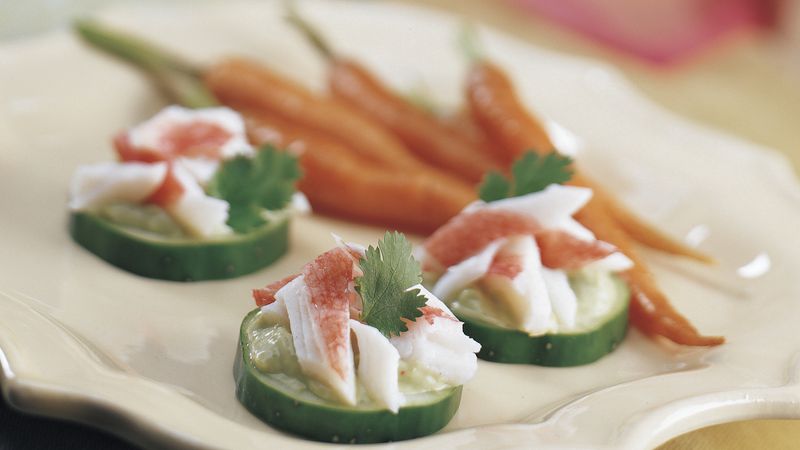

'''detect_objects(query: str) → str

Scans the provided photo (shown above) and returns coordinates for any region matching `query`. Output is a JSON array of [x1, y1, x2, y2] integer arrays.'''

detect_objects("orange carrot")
[[572, 173, 715, 264], [466, 61, 553, 163], [466, 60, 722, 346], [285, 6, 500, 182], [204, 57, 426, 171], [75, 20, 475, 232], [241, 109, 476, 234], [467, 61, 711, 263], [439, 109, 502, 165], [574, 200, 724, 346], [328, 58, 500, 183]]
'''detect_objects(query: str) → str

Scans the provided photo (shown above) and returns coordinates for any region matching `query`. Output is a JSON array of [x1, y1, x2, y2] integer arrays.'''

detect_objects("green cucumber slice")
[[449, 273, 630, 366], [69, 212, 289, 281], [234, 309, 462, 443]]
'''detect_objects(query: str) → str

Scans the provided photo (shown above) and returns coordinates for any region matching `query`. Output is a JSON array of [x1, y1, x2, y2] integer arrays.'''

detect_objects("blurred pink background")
[[507, 0, 781, 64]]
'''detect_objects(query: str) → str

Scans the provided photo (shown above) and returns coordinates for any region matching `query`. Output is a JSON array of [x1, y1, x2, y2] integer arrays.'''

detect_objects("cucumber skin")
[[235, 309, 462, 444], [69, 212, 289, 281], [458, 281, 630, 366]]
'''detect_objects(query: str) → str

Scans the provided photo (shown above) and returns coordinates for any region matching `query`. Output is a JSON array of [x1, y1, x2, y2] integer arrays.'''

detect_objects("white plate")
[[2, 1, 800, 449]]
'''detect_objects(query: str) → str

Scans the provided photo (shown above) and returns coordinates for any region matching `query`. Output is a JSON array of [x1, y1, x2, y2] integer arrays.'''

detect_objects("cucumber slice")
[[234, 309, 462, 443], [69, 212, 289, 281], [449, 273, 630, 366]]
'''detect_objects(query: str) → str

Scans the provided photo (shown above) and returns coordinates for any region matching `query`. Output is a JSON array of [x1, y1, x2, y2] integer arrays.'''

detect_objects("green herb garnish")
[[479, 151, 573, 202], [356, 232, 427, 337], [208, 145, 301, 233]]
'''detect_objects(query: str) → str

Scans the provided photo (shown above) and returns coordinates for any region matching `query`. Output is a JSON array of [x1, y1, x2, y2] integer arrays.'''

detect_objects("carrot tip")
[[689, 335, 726, 347]]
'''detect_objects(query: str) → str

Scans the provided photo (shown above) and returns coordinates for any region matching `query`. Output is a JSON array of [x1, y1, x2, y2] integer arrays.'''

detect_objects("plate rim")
[[2, 1, 800, 449]]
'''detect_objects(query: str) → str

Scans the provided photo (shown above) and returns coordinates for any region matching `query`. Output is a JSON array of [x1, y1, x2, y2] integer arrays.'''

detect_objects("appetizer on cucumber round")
[[235, 232, 480, 443], [419, 152, 633, 366], [68, 106, 302, 281]]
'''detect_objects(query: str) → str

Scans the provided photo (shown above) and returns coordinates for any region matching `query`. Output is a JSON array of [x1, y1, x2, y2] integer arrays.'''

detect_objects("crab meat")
[[390, 286, 480, 386], [277, 248, 361, 405], [123, 105, 253, 161], [431, 239, 505, 301], [467, 184, 595, 241], [479, 235, 552, 335], [162, 163, 231, 237], [68, 162, 167, 211], [350, 319, 401, 412]]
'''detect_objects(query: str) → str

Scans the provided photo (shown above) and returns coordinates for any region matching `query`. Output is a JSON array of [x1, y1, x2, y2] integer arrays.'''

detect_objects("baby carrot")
[[467, 60, 712, 263], [572, 173, 715, 264], [241, 108, 476, 233], [466, 61, 553, 163], [466, 60, 722, 346], [204, 57, 427, 172], [439, 109, 502, 165], [75, 20, 476, 232], [285, 9, 500, 183], [328, 58, 500, 183], [574, 201, 724, 346]]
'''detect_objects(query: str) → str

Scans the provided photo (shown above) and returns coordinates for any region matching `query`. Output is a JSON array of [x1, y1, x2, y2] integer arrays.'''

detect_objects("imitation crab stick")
[[466, 60, 722, 346], [242, 109, 476, 233]]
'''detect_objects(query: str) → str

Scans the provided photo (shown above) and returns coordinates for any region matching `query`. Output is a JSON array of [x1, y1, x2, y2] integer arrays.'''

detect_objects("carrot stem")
[[457, 22, 483, 64], [284, 2, 334, 60], [74, 19, 217, 108]]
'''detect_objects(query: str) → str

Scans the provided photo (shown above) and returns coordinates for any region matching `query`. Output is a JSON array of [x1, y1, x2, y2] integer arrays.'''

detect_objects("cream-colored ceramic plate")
[[2, 1, 800, 449]]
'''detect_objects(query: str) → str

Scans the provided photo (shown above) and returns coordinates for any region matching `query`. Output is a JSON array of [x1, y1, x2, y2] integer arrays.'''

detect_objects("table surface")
[[1, 1, 799, 449]]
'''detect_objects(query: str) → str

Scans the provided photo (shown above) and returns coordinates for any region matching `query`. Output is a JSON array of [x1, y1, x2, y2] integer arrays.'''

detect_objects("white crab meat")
[[331, 233, 367, 257], [390, 286, 480, 386], [68, 162, 167, 211], [176, 156, 219, 186], [541, 268, 578, 329], [431, 240, 505, 302], [260, 297, 290, 329], [277, 273, 357, 406], [128, 105, 253, 159], [467, 184, 595, 241], [583, 252, 634, 272], [349, 319, 401, 412], [165, 163, 232, 237], [478, 235, 553, 335]]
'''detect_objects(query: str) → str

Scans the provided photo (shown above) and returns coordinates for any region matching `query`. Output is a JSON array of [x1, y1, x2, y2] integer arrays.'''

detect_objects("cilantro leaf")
[[356, 231, 427, 337], [478, 151, 573, 202], [512, 151, 573, 195], [478, 172, 511, 202], [226, 204, 268, 233], [208, 145, 301, 233]]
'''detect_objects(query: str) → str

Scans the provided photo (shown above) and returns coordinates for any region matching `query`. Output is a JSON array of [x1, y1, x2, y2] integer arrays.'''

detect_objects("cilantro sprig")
[[479, 151, 573, 202], [356, 232, 427, 337], [208, 145, 301, 233]]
